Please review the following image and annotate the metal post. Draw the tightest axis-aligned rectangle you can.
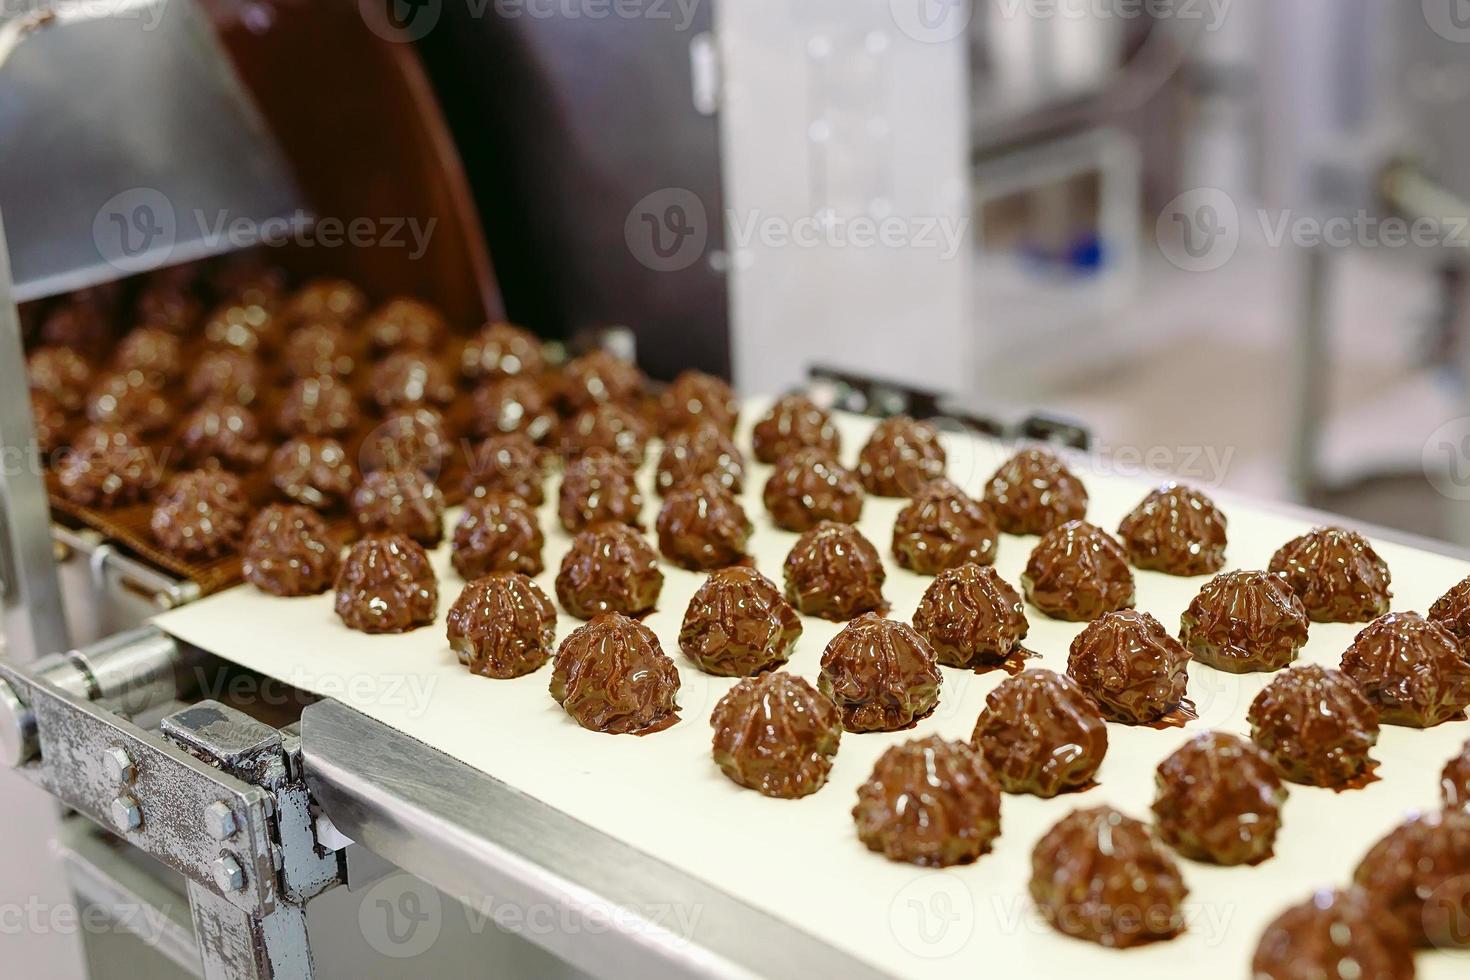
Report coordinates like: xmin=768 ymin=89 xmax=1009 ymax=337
xmin=1289 ymin=242 xmax=1332 ymax=502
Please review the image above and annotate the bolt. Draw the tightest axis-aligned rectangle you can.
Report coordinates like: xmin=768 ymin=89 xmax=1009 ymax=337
xmin=0 ymin=679 xmax=38 ymax=768
xmin=110 ymin=794 xmax=142 ymax=832
xmin=213 ymin=854 xmax=246 ymax=893
xmin=101 ymin=746 xmax=135 ymax=783
xmin=204 ymin=801 xmax=237 ymax=841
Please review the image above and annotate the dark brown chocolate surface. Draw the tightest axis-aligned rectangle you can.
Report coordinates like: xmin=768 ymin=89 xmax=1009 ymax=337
xmin=550 ymin=613 xmax=680 ymax=734
xmin=1251 ymin=889 xmax=1414 ymax=980
xmin=333 ymin=534 xmax=438 ymax=634
xmin=270 ymin=437 xmax=356 ymax=511
xmin=464 ymin=433 xmax=547 ymax=506
xmin=1446 ymin=738 xmax=1470 ymax=810
xmin=150 ymin=469 xmax=248 ymax=560
xmin=203 ymin=301 xmax=278 ymax=354
xmin=1022 ymin=520 xmax=1135 ymax=622
xmin=1067 ymin=610 xmax=1190 ymax=724
xmin=460 ymin=322 xmax=546 ymax=381
xmin=855 ymin=415 xmax=946 ymax=497
xmin=1355 ymin=809 xmax=1470 ymax=948
xmin=284 ymin=278 xmax=368 ymax=324
xmin=451 ymin=492 xmax=544 ymax=579
xmin=114 ymin=326 xmax=183 ymax=384
xmin=283 ymin=320 xmax=359 ymax=380
xmin=369 ymin=351 xmax=456 ymax=412
xmin=1029 ymin=806 xmax=1187 ymax=949
xmin=972 ymin=669 xmax=1106 ymax=797
xmin=655 ymin=424 xmax=744 ymax=496
xmin=891 ymin=479 xmax=998 ymax=574
xmin=241 ymin=504 xmax=342 ymax=597
xmin=762 ymin=448 xmax=863 ymax=532
xmin=818 ymin=613 xmax=941 ymax=732
xmin=1117 ymin=482 xmax=1227 ymax=576
xmin=1430 ymin=574 xmax=1470 ymax=646
xmin=86 ymin=371 xmax=173 ymax=435
xmin=471 ymin=376 xmax=556 ymax=442
xmin=657 ymin=369 xmax=738 ymax=435
xmin=31 ymin=391 xmax=69 ymax=456
xmin=679 ymin=566 xmax=802 ymax=676
xmin=853 ymin=736 xmax=1001 ymax=866
xmin=350 ymin=469 xmax=445 ymax=546
xmin=983 ymin=447 xmax=1088 ymax=535
xmin=710 ymin=672 xmax=841 ymax=798
xmin=783 ymin=521 xmax=886 ymax=621
xmin=1340 ymin=612 xmax=1470 ymax=727
xmin=1151 ymin=731 xmax=1286 ymax=866
xmin=751 ymin=394 xmax=840 ymax=465
xmin=279 ymin=376 xmax=361 ymax=438
xmin=363 ymin=297 xmax=446 ymax=354
xmin=655 ymin=476 xmax=752 ymax=570
xmin=179 ymin=402 xmax=268 ymax=470
xmin=557 ymin=449 xmax=643 ymax=532
xmin=559 ymin=350 xmax=644 ymax=413
xmin=55 ymin=425 xmax=160 ymax=509
xmin=1268 ymin=526 xmax=1392 ymax=623
xmin=1247 ymin=664 xmax=1380 ymax=787
xmin=27 ymin=345 xmax=94 ymax=411
xmin=912 ymin=563 xmax=1029 ymax=670
xmin=1179 ymin=570 xmax=1310 ymax=673
xmin=558 ymin=402 xmax=650 ymax=468
xmin=188 ymin=350 xmax=261 ymax=407
xmin=556 ymin=522 xmax=663 ymax=619
xmin=360 ymin=407 xmax=451 ymax=476
xmin=446 ymin=573 xmax=557 ymax=679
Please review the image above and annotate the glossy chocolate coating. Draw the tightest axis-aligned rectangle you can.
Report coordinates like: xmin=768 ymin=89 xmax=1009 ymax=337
xmin=983 ymin=447 xmax=1088 ymax=535
xmin=1151 ymin=732 xmax=1286 ymax=866
xmin=1444 ymin=738 xmax=1470 ymax=810
xmin=472 ymin=376 xmax=556 ymax=442
xmin=363 ymin=297 xmax=446 ymax=354
xmin=550 ymin=613 xmax=680 ymax=734
xmin=333 ymin=534 xmax=438 ymax=634
xmin=912 ymin=563 xmax=1028 ymax=669
xmin=1269 ymin=526 xmax=1391 ymax=622
xmin=655 ymin=424 xmax=744 ymax=496
xmin=55 ymin=424 xmax=160 ymax=508
xmin=1355 ymin=809 xmax=1470 ymax=948
xmin=892 ymin=479 xmax=998 ymax=574
xmin=134 ymin=283 xmax=201 ymax=334
xmin=446 ymin=573 xmax=557 ymax=679
xmin=751 ymin=394 xmax=840 ymax=464
xmin=710 ymin=672 xmax=841 ymax=798
xmin=557 ymin=449 xmax=643 ymax=532
xmin=464 ymin=434 xmax=546 ymax=505
xmin=369 ymin=351 xmax=456 ymax=411
xmin=972 ymin=669 xmax=1106 ymax=797
xmin=1339 ymin=612 xmax=1470 ymax=727
xmin=559 ymin=350 xmax=644 ymax=413
xmin=853 ymin=736 xmax=1001 ymax=867
xmin=459 ymin=321 xmax=545 ymax=381
xmin=115 ymin=326 xmax=183 ymax=383
xmin=203 ymin=301 xmax=279 ymax=354
xmin=783 ymin=521 xmax=886 ymax=621
xmin=187 ymin=350 xmax=261 ymax=406
xmin=283 ymin=320 xmax=359 ymax=380
xmin=451 ymin=493 xmax=544 ymax=579
xmin=818 ymin=613 xmax=941 ymax=732
xmin=270 ymin=437 xmax=355 ymax=510
xmin=1068 ymin=610 xmax=1190 ymax=724
xmin=150 ymin=469 xmax=248 ymax=560
xmin=1429 ymin=574 xmax=1470 ymax=646
xmin=242 ymin=504 xmax=342 ymax=597
xmin=856 ymin=415 xmax=946 ymax=497
xmin=1117 ymin=483 xmax=1227 ymax=575
xmin=279 ymin=376 xmax=360 ymax=439
xmin=360 ymin=407 xmax=450 ymax=476
xmin=1252 ymin=889 xmax=1414 ymax=980
xmin=558 ymin=402 xmax=650 ymax=468
xmin=655 ymin=476 xmax=752 ymax=570
xmin=27 ymin=346 xmax=93 ymax=410
xmin=1246 ymin=664 xmax=1380 ymax=787
xmin=762 ymin=448 xmax=863 ymax=532
xmin=86 ymin=371 xmax=172 ymax=435
xmin=179 ymin=402 xmax=268 ymax=470
xmin=1030 ymin=806 xmax=1187 ymax=948
xmin=284 ymin=278 xmax=368 ymax=324
xmin=31 ymin=391 xmax=68 ymax=456
xmin=555 ymin=523 xmax=663 ymax=619
xmin=679 ymin=566 xmax=802 ymax=676
xmin=351 ymin=469 xmax=445 ymax=546
xmin=657 ymin=370 xmax=738 ymax=435
xmin=1022 ymin=520 xmax=1135 ymax=621
xmin=1179 ymin=570 xmax=1310 ymax=673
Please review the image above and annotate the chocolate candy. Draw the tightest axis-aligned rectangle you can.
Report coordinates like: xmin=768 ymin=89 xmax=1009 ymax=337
xmin=55 ymin=425 xmax=160 ymax=508
xmin=972 ymin=669 xmax=1106 ymax=797
xmin=363 ymin=297 xmax=446 ymax=354
xmin=550 ymin=612 xmax=680 ymax=734
xmin=1340 ymin=612 xmax=1470 ymax=727
xmin=1179 ymin=570 xmax=1309 ymax=673
xmin=136 ymin=283 xmax=201 ymax=335
xmin=284 ymin=278 xmax=368 ymax=324
xmin=1247 ymin=664 xmax=1379 ymax=787
xmin=557 ymin=449 xmax=643 ymax=532
xmin=203 ymin=301 xmax=279 ymax=354
xmin=912 ymin=563 xmax=1028 ymax=670
xmin=334 ymin=534 xmax=438 ymax=633
xmin=558 ymin=402 xmax=650 ymax=468
xmin=1151 ymin=731 xmax=1286 ymax=866
xmin=271 ymin=437 xmax=355 ymax=510
xmin=654 ymin=424 xmax=744 ymax=496
xmin=679 ymin=566 xmax=801 ymax=676
xmin=711 ymin=672 xmax=841 ymax=798
xmin=1022 ymin=520 xmax=1135 ymax=621
xmin=655 ymin=476 xmax=751 ymax=570
xmin=27 ymin=346 xmax=93 ymax=410
xmin=556 ymin=523 xmax=663 ymax=619
xmin=360 ymin=407 xmax=451 ymax=476
xmin=114 ymin=326 xmax=183 ymax=384
xmin=818 ymin=613 xmax=941 ymax=732
xmin=459 ymin=321 xmax=545 ymax=381
xmin=1269 ymin=526 xmax=1391 ymax=622
xmin=464 ymin=433 xmax=546 ymax=505
xmin=1355 ymin=809 xmax=1470 ymax=948
xmin=559 ymin=349 xmax=643 ymax=413
xmin=853 ymin=736 xmax=1001 ymax=867
xmin=783 ymin=521 xmax=886 ymax=621
xmin=283 ymin=320 xmax=359 ymax=380
xmin=150 ymin=469 xmax=248 ymax=560
xmin=279 ymin=376 xmax=360 ymax=439
xmin=187 ymin=350 xmax=261 ymax=406
xmin=242 ymin=504 xmax=342 ymax=597
xmin=369 ymin=351 xmax=456 ymax=411
xmin=1430 ymin=573 xmax=1470 ymax=646
xmin=1068 ymin=610 xmax=1190 ymax=724
xmin=1251 ymin=889 xmax=1414 ymax=980
xmin=983 ymin=447 xmax=1088 ymax=535
xmin=657 ymin=369 xmax=737 ymax=435
xmin=86 ymin=371 xmax=172 ymax=435
xmin=891 ymin=479 xmax=998 ymax=574
xmin=41 ymin=298 xmax=112 ymax=350
xmin=1445 ymin=739 xmax=1470 ymax=810
xmin=762 ymin=448 xmax=863 ymax=532
xmin=751 ymin=394 xmax=839 ymax=464
xmin=179 ymin=402 xmax=268 ymax=470
xmin=472 ymin=376 xmax=556 ymax=442
xmin=31 ymin=391 xmax=68 ymax=457
xmin=451 ymin=493 xmax=544 ymax=579
xmin=1117 ymin=482 xmax=1227 ymax=575
xmin=1029 ymin=806 xmax=1187 ymax=948
xmin=855 ymin=415 xmax=945 ymax=497
xmin=350 ymin=469 xmax=445 ymax=547
xmin=446 ymin=573 xmax=557 ymax=679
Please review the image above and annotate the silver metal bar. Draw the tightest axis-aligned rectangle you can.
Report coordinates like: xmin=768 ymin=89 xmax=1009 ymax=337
xmin=1288 ymin=242 xmax=1332 ymax=502
xmin=187 ymin=878 xmax=313 ymax=980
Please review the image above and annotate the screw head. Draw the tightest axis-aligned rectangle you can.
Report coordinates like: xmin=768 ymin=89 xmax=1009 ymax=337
xmin=110 ymin=794 xmax=142 ymax=832
xmin=101 ymin=746 xmax=135 ymax=783
xmin=0 ymin=679 xmax=38 ymax=769
xmin=204 ymin=801 xmax=237 ymax=841
xmin=212 ymin=854 xmax=246 ymax=893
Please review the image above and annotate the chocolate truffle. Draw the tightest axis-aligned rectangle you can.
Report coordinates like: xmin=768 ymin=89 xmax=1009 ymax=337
xmin=558 ymin=402 xmax=650 ymax=468
xmin=783 ymin=521 xmax=886 ymax=621
xmin=654 ymin=424 xmax=744 ymax=496
xmin=363 ymin=297 xmax=446 ymax=354
xmin=657 ymin=369 xmax=738 ymax=435
xmin=187 ymin=350 xmax=261 ymax=406
xmin=971 ymin=669 xmax=1107 ymax=797
xmin=655 ymin=476 xmax=752 ymax=570
xmin=1339 ymin=612 xmax=1470 ymax=727
xmin=40 ymin=299 xmax=111 ymax=350
xmin=1251 ymin=889 xmax=1414 ymax=980
xmin=1067 ymin=610 xmax=1190 ymax=724
xmin=1117 ymin=483 xmax=1227 ymax=576
xmin=55 ymin=425 xmax=160 ymax=508
xmin=86 ymin=371 xmax=172 ymax=435
xmin=350 ymin=469 xmax=445 ymax=547
xmin=27 ymin=346 xmax=93 ymax=410
xmin=472 ymin=376 xmax=556 ymax=442
xmin=762 ymin=448 xmax=863 ymax=532
xmin=150 ymin=469 xmax=248 ymax=560
xmin=1355 ymin=809 xmax=1470 ymax=948
xmin=241 ymin=504 xmax=342 ymax=597
xmin=1179 ymin=570 xmax=1310 ymax=673
xmin=550 ymin=613 xmax=680 ymax=734
xmin=679 ymin=566 xmax=802 ymax=676
xmin=464 ymin=434 xmax=546 ymax=505
xmin=853 ymin=736 xmax=1001 ymax=866
xmin=711 ymin=672 xmax=841 ymax=798
xmin=1430 ymin=574 xmax=1470 ymax=646
xmin=856 ymin=415 xmax=946 ymax=497
xmin=283 ymin=320 xmax=359 ymax=379
xmin=451 ymin=493 xmax=544 ymax=579
xmin=555 ymin=523 xmax=663 ymax=619
xmin=114 ymin=327 xmax=183 ymax=385
xmin=1269 ymin=526 xmax=1391 ymax=622
xmin=446 ymin=573 xmax=557 ymax=679
xmin=557 ymin=449 xmax=643 ymax=532
xmin=751 ymin=394 xmax=840 ymax=464
xmin=891 ymin=479 xmax=998 ymax=574
xmin=369 ymin=351 xmax=456 ymax=411
xmin=1247 ymin=664 xmax=1380 ymax=787
xmin=1022 ymin=520 xmax=1135 ymax=621
xmin=983 ymin=447 xmax=1088 ymax=535
xmin=559 ymin=349 xmax=644 ymax=413
xmin=203 ymin=301 xmax=279 ymax=354
xmin=279 ymin=376 xmax=361 ymax=439
xmin=912 ymin=563 xmax=1028 ymax=670
xmin=1151 ymin=732 xmax=1286 ymax=866
xmin=31 ymin=391 xmax=68 ymax=457
xmin=1444 ymin=739 xmax=1470 ymax=810
xmin=459 ymin=321 xmax=545 ymax=381
xmin=1030 ymin=806 xmax=1187 ymax=949
xmin=284 ymin=278 xmax=368 ymax=324
xmin=818 ymin=613 xmax=941 ymax=732
xmin=333 ymin=534 xmax=437 ymax=634
xmin=271 ymin=437 xmax=355 ymax=510
xmin=179 ymin=402 xmax=268 ymax=470
xmin=135 ymin=283 xmax=201 ymax=335
xmin=360 ymin=407 xmax=451 ymax=476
